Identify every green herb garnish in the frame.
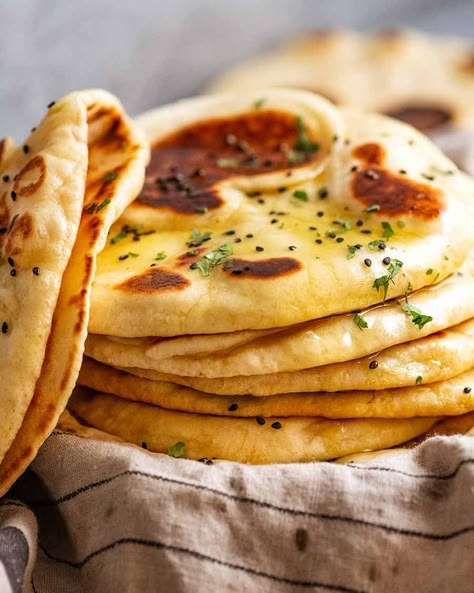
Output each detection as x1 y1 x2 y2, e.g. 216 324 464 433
127 251 139 258
110 231 127 245
96 198 111 212
196 243 233 277
167 441 186 458
401 302 433 330
347 244 359 259
416 376 423 384
187 229 212 247
426 268 433 275
293 190 308 202
363 204 380 213
381 221 394 239
253 98 266 109
396 220 406 228
354 313 368 330
286 149 307 165
294 116 320 153
333 218 351 231
103 171 118 182
155 251 167 261
429 165 454 176
373 259 403 300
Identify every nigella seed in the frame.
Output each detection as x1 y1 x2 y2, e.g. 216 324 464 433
464 387 472 394
289 246 297 251
1 322 8 334
256 246 264 252
277 187 287 193
223 230 235 235
257 198 265 204
364 258 372 267
350 165 359 172
10 269 16 277
336 237 344 243
47 101 56 108
246 233 254 238
382 257 391 265
10 191 16 201
7 257 14 267
256 416 266 425
2 175 9 182
141 441 148 449
315 239 323 244
32 267 41 276
317 211 324 217
23 145 29 154
192 168 205 177
190 262 199 270
231 269 243 275
369 360 378 369
360 229 372 234
228 403 239 412
308 226 317 231
271 219 278 224
118 254 129 261
327 232 336 239
234 237 242 243
271 421 282 429
378 242 386 250
356 220 363 227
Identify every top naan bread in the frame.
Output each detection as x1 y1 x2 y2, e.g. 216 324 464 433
0 89 149 495
89 89 474 337
207 29 474 133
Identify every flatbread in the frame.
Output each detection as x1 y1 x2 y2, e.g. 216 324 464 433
117 318 474 395
207 29 474 133
89 89 474 337
85 258 474 377
0 90 149 495
79 358 474 419
68 389 438 464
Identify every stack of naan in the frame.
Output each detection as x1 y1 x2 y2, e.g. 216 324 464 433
0 90 149 495
71 88 474 463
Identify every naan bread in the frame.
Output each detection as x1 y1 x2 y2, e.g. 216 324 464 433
207 29 474 133
0 90 149 495
89 89 474 337
79 358 474 419
82 317 474 395
85 258 474 377
68 389 438 464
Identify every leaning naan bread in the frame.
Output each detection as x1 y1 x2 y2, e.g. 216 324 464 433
85 258 474 377
207 29 474 133
79 358 474 419
87 318 474 395
68 389 438 464
0 90 148 495
89 89 474 337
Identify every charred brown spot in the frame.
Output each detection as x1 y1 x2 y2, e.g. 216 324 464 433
5 213 34 256
176 246 205 265
117 267 191 293
384 105 452 131
352 167 443 219
135 110 322 215
13 155 46 197
225 257 302 278
459 53 474 74
352 143 385 166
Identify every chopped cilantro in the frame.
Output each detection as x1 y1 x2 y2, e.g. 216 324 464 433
187 229 212 247
396 220 406 228
347 244 359 259
196 243 233 276
286 149 306 164
294 116 320 153
373 259 403 300
416 376 423 384
333 218 351 231
293 190 308 202
363 204 380 213
167 441 186 458
426 268 433 275
354 313 368 330
155 251 167 260
127 251 139 258
401 301 433 330
103 171 118 182
429 165 454 176
110 231 127 245
381 221 394 239
96 198 111 212
253 98 266 109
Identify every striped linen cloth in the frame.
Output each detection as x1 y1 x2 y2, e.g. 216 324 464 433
1 429 474 593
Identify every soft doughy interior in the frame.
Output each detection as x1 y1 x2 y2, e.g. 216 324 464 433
0 90 149 495
89 89 474 338
85 258 474 377
68 389 439 464
79 358 474 419
206 29 474 132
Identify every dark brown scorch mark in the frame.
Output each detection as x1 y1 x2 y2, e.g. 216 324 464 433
352 142 443 219
116 267 191 293
135 110 322 215
5 213 34 257
225 257 302 279
13 155 46 197
384 105 452 131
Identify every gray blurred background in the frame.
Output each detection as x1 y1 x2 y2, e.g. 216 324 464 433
1 0 473 140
